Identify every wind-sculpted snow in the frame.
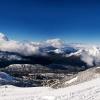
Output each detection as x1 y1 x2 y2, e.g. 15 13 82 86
52 67 100 88
0 77 100 100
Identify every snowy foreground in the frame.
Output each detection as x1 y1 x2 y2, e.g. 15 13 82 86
0 78 100 100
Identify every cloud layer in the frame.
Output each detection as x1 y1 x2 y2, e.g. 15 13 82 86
0 33 65 56
0 33 100 67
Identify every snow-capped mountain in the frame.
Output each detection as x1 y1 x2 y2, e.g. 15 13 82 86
0 33 100 68
66 46 100 66
0 33 100 100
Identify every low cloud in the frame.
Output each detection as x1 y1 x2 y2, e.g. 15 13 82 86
46 38 64 48
81 52 94 66
0 40 40 56
80 46 100 66
0 33 41 56
1 32 100 67
0 33 65 56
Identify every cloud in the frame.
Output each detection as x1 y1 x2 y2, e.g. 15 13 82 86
66 45 100 66
0 40 40 56
0 33 41 56
46 38 64 48
0 34 65 56
1 33 100 67
80 46 100 66
81 52 94 66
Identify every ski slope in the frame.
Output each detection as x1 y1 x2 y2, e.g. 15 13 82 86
0 77 100 100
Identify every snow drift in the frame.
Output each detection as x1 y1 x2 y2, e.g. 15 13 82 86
52 67 100 88
0 75 100 100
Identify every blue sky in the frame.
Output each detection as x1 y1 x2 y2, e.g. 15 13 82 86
0 0 100 43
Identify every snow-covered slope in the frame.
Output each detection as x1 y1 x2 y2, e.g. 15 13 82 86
0 72 15 85
0 72 13 82
0 77 100 100
52 67 100 88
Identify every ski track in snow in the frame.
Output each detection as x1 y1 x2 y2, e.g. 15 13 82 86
0 78 100 100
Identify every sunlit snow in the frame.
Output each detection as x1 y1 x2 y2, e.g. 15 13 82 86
0 78 100 100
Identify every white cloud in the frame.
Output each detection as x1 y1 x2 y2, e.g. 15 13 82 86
0 33 40 56
80 46 100 66
0 40 40 56
81 52 94 66
1 33 100 67
46 38 64 48
0 34 65 56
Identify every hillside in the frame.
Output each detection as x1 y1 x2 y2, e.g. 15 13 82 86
0 75 100 100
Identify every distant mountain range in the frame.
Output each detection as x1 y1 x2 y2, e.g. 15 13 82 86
0 33 100 87
0 33 100 69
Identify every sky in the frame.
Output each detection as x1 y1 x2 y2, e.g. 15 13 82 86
0 0 100 43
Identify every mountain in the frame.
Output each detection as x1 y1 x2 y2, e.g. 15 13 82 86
1 33 100 99
0 72 100 100
0 33 100 69
0 72 14 85
51 67 100 88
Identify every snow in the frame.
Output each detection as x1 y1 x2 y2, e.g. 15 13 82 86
1 33 100 66
0 77 100 100
0 72 13 82
54 49 63 54
65 77 77 84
